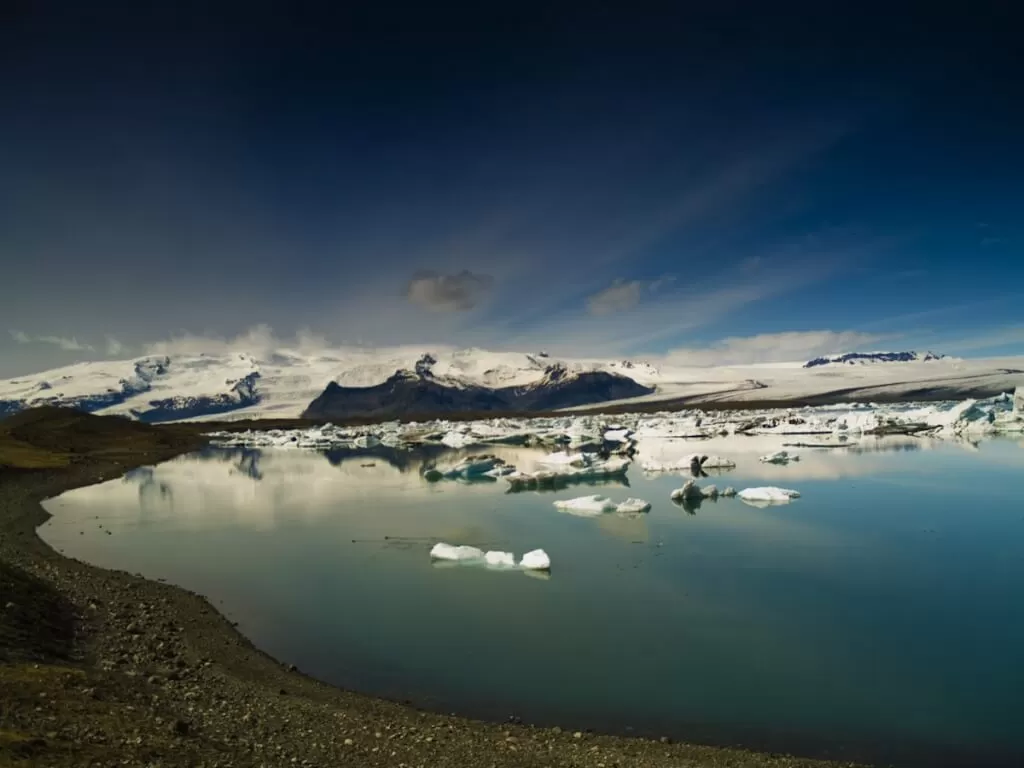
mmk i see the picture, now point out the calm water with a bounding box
[40,436,1024,766]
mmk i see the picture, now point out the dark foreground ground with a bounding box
[0,408,863,768]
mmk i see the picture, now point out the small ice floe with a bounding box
[604,428,632,443]
[429,543,485,562]
[353,434,380,448]
[430,543,550,572]
[520,549,551,571]
[615,498,652,515]
[669,479,719,501]
[759,450,799,465]
[505,454,630,491]
[484,550,517,568]
[440,430,476,449]
[553,495,618,516]
[722,487,738,497]
[736,487,801,506]
[641,454,736,473]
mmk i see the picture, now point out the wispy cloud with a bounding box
[143,324,344,358]
[105,336,126,356]
[587,280,643,315]
[932,326,1024,355]
[9,329,94,351]
[661,330,890,366]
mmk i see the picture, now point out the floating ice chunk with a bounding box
[759,450,799,464]
[1015,387,1024,414]
[520,548,551,571]
[353,434,380,448]
[642,454,735,472]
[553,495,618,516]
[484,550,516,568]
[670,479,703,501]
[700,485,719,499]
[604,428,632,443]
[702,456,737,469]
[616,498,651,514]
[737,487,801,504]
[441,431,475,449]
[442,454,504,478]
[429,543,485,562]
[722,487,738,497]
[537,451,587,466]
[505,455,630,491]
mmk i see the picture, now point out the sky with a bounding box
[1,1,1022,377]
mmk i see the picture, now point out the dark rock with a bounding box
[172,719,191,736]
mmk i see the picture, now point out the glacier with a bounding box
[2,344,1023,422]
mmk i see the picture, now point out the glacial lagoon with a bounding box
[40,436,1024,767]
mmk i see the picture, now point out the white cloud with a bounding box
[142,324,340,358]
[9,329,94,351]
[935,326,1024,354]
[405,270,494,312]
[662,330,889,367]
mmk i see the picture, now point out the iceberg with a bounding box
[440,430,476,449]
[484,550,517,568]
[616,498,652,515]
[759,450,799,464]
[737,487,801,505]
[429,543,485,562]
[505,454,630,491]
[520,548,551,571]
[669,479,718,501]
[553,495,618,516]
[641,454,735,472]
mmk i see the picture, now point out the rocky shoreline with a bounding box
[0,428,861,767]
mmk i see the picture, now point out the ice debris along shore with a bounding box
[429,543,551,571]
[553,495,651,516]
[206,390,1024,453]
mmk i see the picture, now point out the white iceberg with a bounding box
[484,550,517,568]
[604,428,632,443]
[641,454,736,472]
[520,548,551,571]
[429,542,485,562]
[759,450,799,464]
[441,454,504,478]
[505,454,630,491]
[553,495,618,516]
[616,498,652,515]
[737,487,801,505]
[440,431,476,449]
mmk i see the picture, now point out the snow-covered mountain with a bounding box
[1,346,1022,422]
[0,348,661,422]
[804,351,946,368]
[302,359,654,419]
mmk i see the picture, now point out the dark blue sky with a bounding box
[1,2,1022,375]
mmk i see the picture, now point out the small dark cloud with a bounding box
[405,270,494,312]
